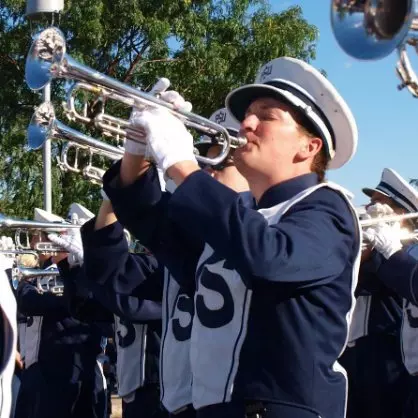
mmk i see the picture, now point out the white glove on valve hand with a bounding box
[363,223,403,259]
[126,78,192,158]
[0,236,15,253]
[131,107,197,175]
[48,229,84,268]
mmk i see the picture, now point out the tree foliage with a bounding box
[0,0,318,218]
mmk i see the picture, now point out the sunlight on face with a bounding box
[235,97,304,177]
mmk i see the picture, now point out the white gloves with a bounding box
[48,229,84,268]
[127,78,196,174]
[131,107,196,174]
[126,78,192,157]
[0,236,15,256]
[363,223,403,259]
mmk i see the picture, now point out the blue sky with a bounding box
[273,1,416,205]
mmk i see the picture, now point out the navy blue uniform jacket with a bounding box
[103,162,359,418]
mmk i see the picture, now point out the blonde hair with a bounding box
[17,254,39,268]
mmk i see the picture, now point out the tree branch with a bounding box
[0,54,23,74]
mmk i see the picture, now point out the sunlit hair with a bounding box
[294,114,329,183]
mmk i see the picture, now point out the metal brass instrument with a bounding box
[0,250,39,263]
[64,81,133,144]
[28,101,125,158]
[57,141,121,185]
[25,26,247,166]
[359,211,418,227]
[331,0,418,97]
[0,213,79,253]
[12,266,63,295]
[359,211,418,249]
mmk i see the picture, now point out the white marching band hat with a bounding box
[194,107,240,155]
[225,57,358,169]
[33,208,65,223]
[362,168,418,213]
[67,203,94,222]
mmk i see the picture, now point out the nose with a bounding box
[240,114,259,134]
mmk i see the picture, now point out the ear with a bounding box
[297,137,323,160]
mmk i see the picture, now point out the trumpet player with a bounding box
[103,57,360,418]
[0,249,18,418]
[14,207,109,418]
[77,104,250,418]
[340,168,418,418]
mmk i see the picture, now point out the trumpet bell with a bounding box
[331,0,414,60]
[27,102,55,150]
[25,26,66,90]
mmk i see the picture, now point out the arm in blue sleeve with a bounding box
[16,281,68,317]
[81,280,162,323]
[81,218,160,295]
[102,161,166,251]
[377,250,418,305]
[168,171,356,286]
[101,162,204,292]
[57,262,113,322]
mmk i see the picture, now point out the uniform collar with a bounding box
[258,173,319,209]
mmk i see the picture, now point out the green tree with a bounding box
[0,0,318,219]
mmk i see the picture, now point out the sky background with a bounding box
[273,1,417,206]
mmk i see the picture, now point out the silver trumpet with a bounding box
[360,211,418,250]
[331,0,418,97]
[0,249,39,263]
[12,266,63,295]
[57,141,121,185]
[64,81,133,145]
[0,213,79,253]
[25,27,247,166]
[27,101,125,159]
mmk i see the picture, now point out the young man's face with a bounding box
[366,192,405,215]
[235,97,320,179]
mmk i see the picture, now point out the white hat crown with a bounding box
[376,168,418,213]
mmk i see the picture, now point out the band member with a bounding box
[76,106,249,418]
[340,168,415,418]
[351,168,418,418]
[14,207,108,418]
[0,254,17,418]
[102,57,360,418]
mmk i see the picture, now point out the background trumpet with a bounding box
[360,211,418,250]
[331,0,418,97]
[57,141,121,185]
[12,266,63,295]
[0,214,79,253]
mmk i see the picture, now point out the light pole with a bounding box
[26,0,64,213]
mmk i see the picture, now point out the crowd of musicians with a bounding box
[1,54,418,418]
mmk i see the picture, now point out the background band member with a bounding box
[15,207,109,418]
[0,253,17,418]
[80,104,250,418]
[349,168,418,418]
[340,167,416,418]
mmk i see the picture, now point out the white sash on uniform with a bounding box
[190,182,361,409]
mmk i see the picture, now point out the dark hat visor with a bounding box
[227,84,294,123]
[226,83,334,157]
[362,187,389,199]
